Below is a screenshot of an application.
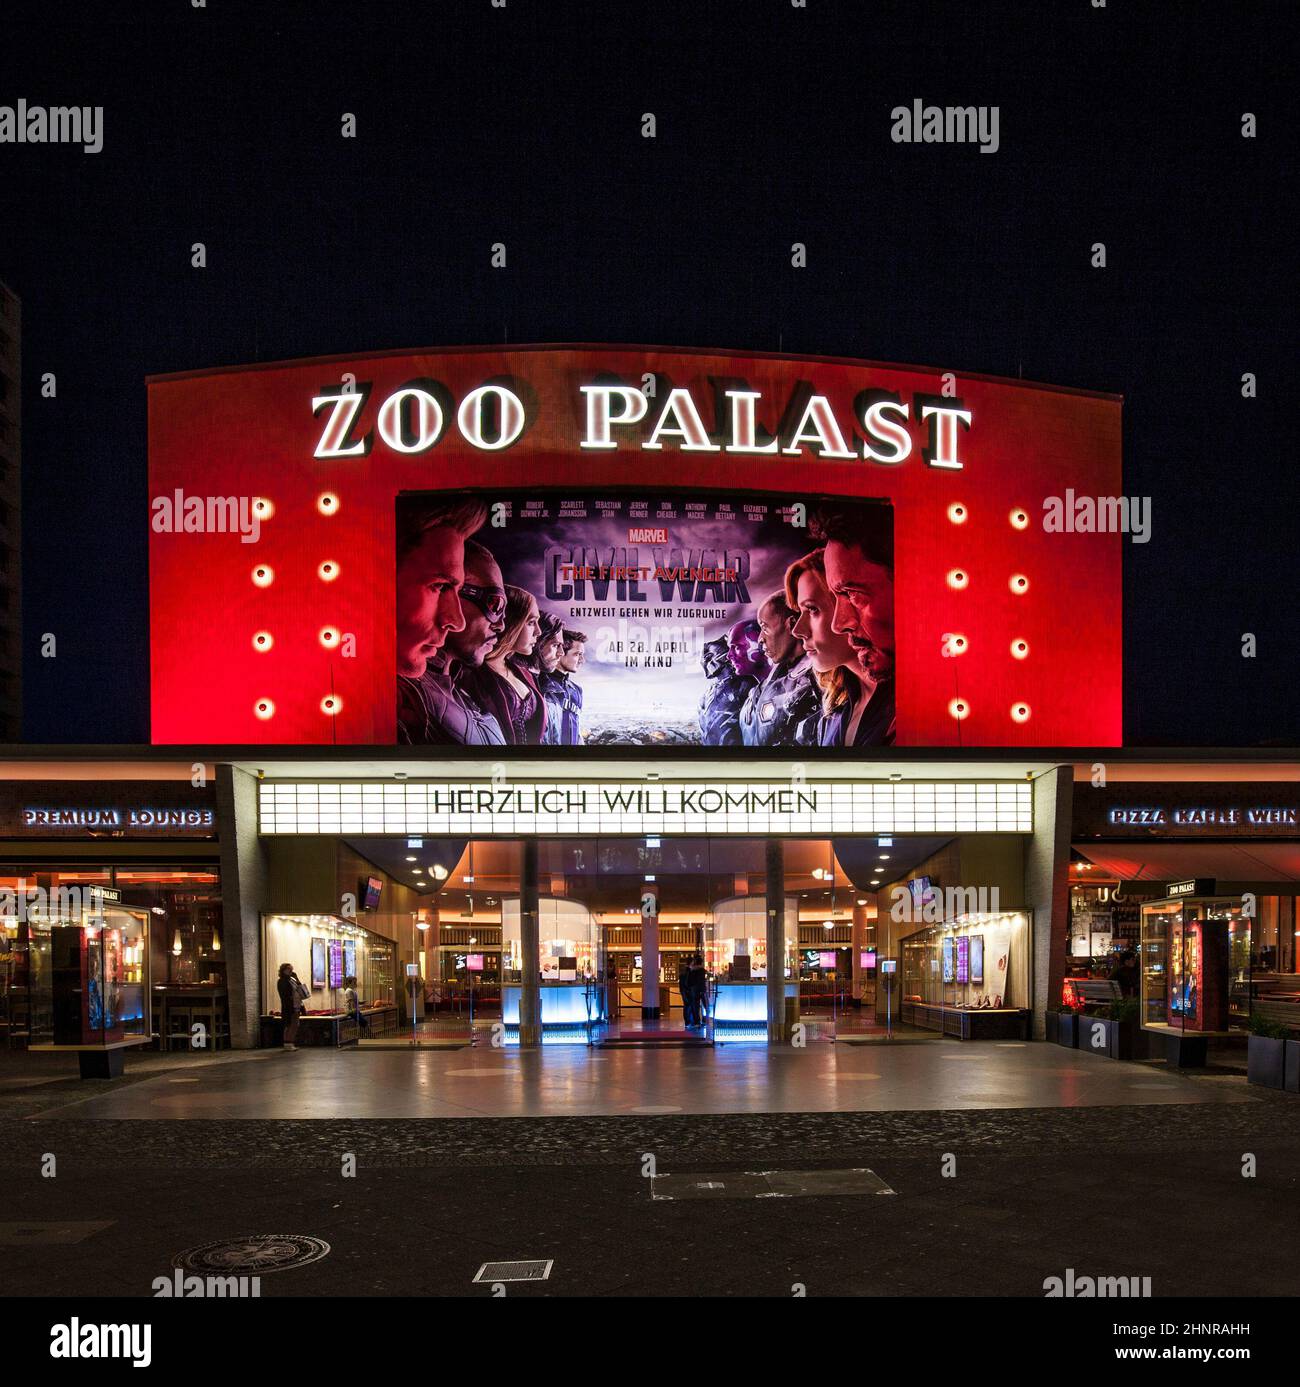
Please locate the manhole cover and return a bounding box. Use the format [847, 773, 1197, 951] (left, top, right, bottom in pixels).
[173, 1234, 330, 1275]
[473, 1259, 553, 1284]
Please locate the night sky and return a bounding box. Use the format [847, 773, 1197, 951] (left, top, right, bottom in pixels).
[2, 0, 1293, 746]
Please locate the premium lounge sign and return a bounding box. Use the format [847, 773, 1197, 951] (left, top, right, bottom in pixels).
[21, 807, 215, 830]
[0, 781, 218, 838]
[258, 778, 1034, 837]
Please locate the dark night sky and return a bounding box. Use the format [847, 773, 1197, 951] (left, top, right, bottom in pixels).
[1, 0, 1294, 746]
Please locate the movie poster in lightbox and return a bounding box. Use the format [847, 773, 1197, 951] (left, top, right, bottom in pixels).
[395, 489, 895, 749]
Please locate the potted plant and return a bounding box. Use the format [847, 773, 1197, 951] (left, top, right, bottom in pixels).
[1247, 1012, 1288, 1090]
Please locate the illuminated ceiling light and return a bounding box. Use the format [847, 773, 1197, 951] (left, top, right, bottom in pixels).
[1009, 573, 1029, 594]
[645, 836, 661, 848]
[856, 898, 867, 906]
[463, 875, 475, 884]
[405, 856, 416, 862]
[811, 867, 825, 880]
[645, 771, 660, 781]
[317, 492, 339, 515]
[948, 697, 970, 720]
[318, 560, 340, 582]
[946, 633, 967, 655]
[946, 502, 968, 524]
[432, 865, 448, 880]
[1011, 638, 1030, 659]
[320, 694, 342, 715]
[252, 630, 273, 652]
[251, 564, 274, 587]
[870, 879, 881, 887]
[253, 697, 275, 720]
[879, 837, 893, 846]
[320, 627, 341, 649]
[888, 772, 902, 782]
[878, 854, 891, 860]
[945, 569, 970, 592]
[171, 930, 183, 956]
[252, 497, 274, 521]
[1009, 507, 1030, 530]
[1011, 702, 1032, 724]
[822, 921, 835, 930]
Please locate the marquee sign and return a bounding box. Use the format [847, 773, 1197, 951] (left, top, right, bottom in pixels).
[258, 777, 1033, 837]
[148, 345, 1123, 747]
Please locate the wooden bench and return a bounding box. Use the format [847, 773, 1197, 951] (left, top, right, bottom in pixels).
[1252, 998, 1300, 1035]
[1070, 978, 1122, 1009]
[28, 1037, 153, 1079]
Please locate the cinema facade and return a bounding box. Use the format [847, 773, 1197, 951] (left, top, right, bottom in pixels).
[3, 347, 1296, 1060]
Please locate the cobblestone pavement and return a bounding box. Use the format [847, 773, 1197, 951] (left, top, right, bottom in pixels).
[0, 1084, 1296, 1172]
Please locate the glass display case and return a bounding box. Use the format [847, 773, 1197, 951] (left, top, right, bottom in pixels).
[24, 896, 151, 1046]
[262, 914, 397, 1021]
[899, 911, 1031, 1038]
[1140, 895, 1241, 1034]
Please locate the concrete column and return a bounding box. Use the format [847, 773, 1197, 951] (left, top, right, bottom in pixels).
[1025, 765, 1075, 1039]
[519, 839, 541, 1047]
[215, 764, 269, 1049]
[641, 884, 660, 1017]
[765, 839, 785, 1043]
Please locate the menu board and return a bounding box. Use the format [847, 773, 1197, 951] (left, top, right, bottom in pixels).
[956, 936, 970, 984]
[311, 938, 327, 989]
[942, 937, 955, 983]
[969, 935, 984, 984]
[328, 940, 344, 989]
[343, 939, 357, 981]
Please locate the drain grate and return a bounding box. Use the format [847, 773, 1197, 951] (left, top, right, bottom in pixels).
[473, 1259, 553, 1284]
[173, 1234, 331, 1275]
[0, 1220, 115, 1246]
[651, 1168, 895, 1201]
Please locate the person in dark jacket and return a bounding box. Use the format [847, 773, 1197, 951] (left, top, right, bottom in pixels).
[276, 962, 304, 1050]
[687, 954, 709, 1028]
[678, 958, 695, 1025]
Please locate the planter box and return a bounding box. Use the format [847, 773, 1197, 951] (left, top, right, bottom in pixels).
[1079, 1015, 1139, 1061]
[1247, 1034, 1286, 1089]
[1055, 1012, 1080, 1048]
[1285, 1039, 1300, 1095]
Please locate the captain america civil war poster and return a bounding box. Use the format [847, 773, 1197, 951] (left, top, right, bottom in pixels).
[395, 490, 895, 749]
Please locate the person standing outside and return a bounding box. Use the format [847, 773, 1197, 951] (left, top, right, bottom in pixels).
[277, 962, 305, 1050]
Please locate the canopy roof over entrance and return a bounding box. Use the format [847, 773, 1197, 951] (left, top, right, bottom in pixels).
[1073, 840, 1300, 883]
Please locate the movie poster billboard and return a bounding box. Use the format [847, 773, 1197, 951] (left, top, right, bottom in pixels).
[395, 490, 895, 749]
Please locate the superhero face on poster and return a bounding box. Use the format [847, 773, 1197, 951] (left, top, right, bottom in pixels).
[394, 490, 895, 748]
